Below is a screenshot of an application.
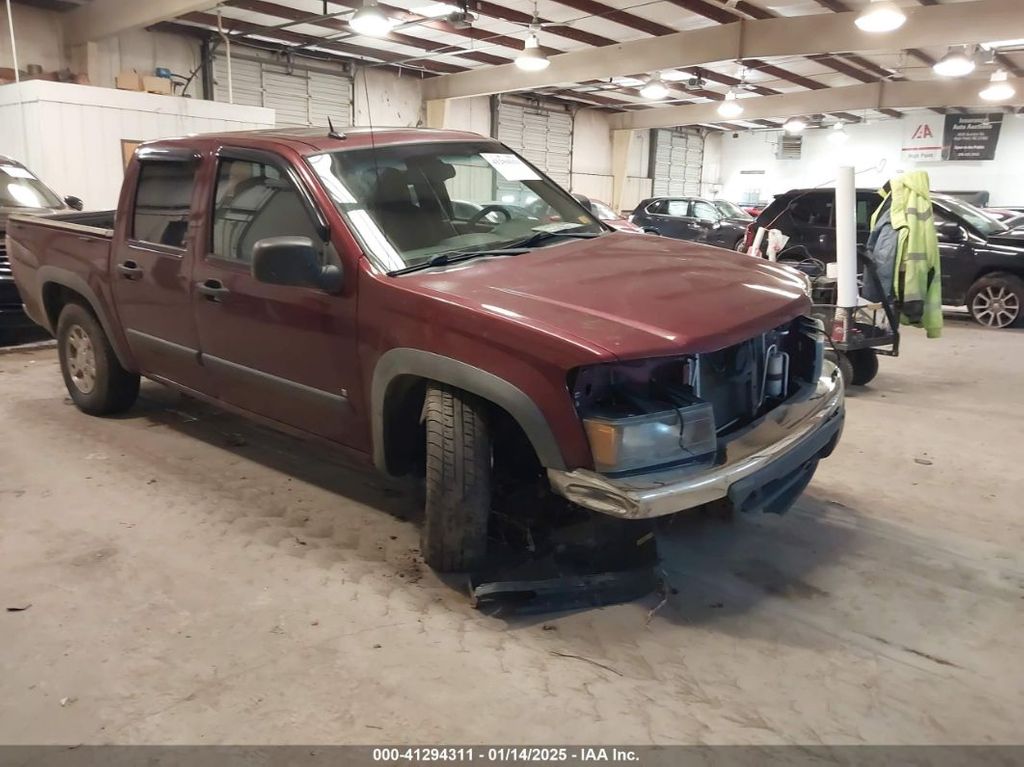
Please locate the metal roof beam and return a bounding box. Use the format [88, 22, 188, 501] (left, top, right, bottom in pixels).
[64, 0, 219, 44]
[609, 78, 1024, 130]
[423, 0, 1024, 100]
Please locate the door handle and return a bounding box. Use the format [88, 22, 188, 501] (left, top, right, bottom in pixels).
[196, 279, 230, 301]
[117, 260, 143, 279]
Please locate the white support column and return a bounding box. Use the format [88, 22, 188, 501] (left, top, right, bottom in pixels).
[611, 129, 632, 214]
[835, 166, 859, 309]
[425, 99, 449, 130]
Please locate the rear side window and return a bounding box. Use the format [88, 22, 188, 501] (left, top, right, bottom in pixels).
[665, 200, 689, 216]
[133, 161, 196, 248]
[210, 157, 322, 263]
[789, 195, 833, 227]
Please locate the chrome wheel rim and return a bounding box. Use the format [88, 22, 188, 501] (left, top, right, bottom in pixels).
[66, 325, 97, 394]
[972, 285, 1020, 328]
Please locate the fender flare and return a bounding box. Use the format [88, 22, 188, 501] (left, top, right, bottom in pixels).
[37, 266, 134, 370]
[371, 348, 567, 474]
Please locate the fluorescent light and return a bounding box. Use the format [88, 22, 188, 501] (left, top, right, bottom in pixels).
[784, 116, 807, 134]
[980, 69, 1016, 101]
[855, 0, 906, 33]
[349, 2, 392, 36]
[828, 123, 849, 144]
[415, 2, 460, 17]
[717, 89, 743, 118]
[639, 75, 669, 100]
[515, 33, 549, 72]
[934, 47, 976, 78]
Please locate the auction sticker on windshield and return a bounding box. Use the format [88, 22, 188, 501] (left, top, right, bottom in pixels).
[480, 153, 540, 181]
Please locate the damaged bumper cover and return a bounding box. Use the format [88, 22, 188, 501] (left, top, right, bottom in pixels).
[547, 362, 844, 519]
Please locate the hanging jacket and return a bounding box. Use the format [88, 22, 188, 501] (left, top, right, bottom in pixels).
[872, 172, 943, 338]
[865, 204, 897, 302]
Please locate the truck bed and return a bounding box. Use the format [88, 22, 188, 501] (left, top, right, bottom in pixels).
[5, 209, 116, 333]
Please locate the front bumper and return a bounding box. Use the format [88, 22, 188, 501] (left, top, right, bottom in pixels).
[547, 362, 844, 519]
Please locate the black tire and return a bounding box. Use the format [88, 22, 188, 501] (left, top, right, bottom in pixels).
[966, 273, 1024, 329]
[833, 352, 854, 387]
[847, 348, 879, 386]
[421, 383, 491, 572]
[57, 303, 139, 415]
[734, 236, 746, 253]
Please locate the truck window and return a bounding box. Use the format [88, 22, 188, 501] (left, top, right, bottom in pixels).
[210, 158, 322, 263]
[133, 161, 196, 248]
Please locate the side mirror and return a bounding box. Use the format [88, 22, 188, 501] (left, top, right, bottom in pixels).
[251, 236, 343, 294]
[64, 195, 84, 211]
[936, 221, 967, 244]
[572, 193, 593, 213]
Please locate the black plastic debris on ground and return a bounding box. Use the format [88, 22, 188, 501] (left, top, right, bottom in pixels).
[470, 502, 659, 615]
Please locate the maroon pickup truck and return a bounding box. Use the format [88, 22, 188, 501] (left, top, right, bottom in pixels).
[6, 127, 844, 572]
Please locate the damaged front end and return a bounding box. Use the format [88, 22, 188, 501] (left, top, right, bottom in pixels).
[550, 316, 843, 519]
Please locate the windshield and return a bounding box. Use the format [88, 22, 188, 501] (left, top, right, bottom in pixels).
[714, 200, 751, 219]
[937, 196, 1008, 237]
[590, 200, 619, 221]
[0, 162, 63, 210]
[308, 141, 603, 271]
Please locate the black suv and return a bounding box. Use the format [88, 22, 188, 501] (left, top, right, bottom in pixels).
[630, 196, 751, 250]
[747, 189, 1024, 329]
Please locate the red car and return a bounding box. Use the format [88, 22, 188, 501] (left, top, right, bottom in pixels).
[8, 128, 844, 572]
[590, 198, 643, 233]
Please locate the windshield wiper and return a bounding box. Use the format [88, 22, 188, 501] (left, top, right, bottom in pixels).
[511, 229, 605, 249]
[387, 247, 530, 276]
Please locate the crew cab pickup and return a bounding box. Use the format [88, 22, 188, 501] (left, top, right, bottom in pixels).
[7, 128, 844, 572]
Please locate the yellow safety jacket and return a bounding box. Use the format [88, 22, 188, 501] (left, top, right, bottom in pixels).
[874, 172, 943, 338]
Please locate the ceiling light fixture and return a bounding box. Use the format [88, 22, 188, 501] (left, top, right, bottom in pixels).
[783, 116, 807, 134]
[980, 69, 1016, 101]
[516, 29, 550, 72]
[349, 1, 392, 37]
[854, 0, 906, 33]
[640, 74, 669, 100]
[718, 89, 743, 118]
[828, 122, 850, 144]
[416, 2, 461, 18]
[933, 46, 976, 78]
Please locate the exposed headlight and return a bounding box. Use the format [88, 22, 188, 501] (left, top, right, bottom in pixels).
[583, 401, 716, 475]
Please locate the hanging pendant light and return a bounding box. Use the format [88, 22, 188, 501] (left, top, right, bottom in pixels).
[783, 116, 807, 134]
[828, 122, 850, 144]
[933, 47, 976, 78]
[350, 1, 391, 37]
[639, 74, 669, 100]
[980, 69, 1015, 101]
[516, 29, 550, 72]
[718, 89, 743, 118]
[855, 0, 906, 33]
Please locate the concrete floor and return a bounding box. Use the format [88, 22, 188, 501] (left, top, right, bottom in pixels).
[0, 318, 1021, 745]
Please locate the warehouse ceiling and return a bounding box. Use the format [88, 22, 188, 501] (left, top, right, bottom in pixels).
[19, 0, 1024, 129]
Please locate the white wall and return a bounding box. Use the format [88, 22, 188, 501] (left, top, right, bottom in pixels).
[1, 5, 201, 95]
[706, 115, 1024, 206]
[0, 81, 274, 208]
[443, 95, 491, 137]
[353, 67, 423, 128]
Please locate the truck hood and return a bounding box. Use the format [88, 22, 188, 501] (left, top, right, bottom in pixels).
[406, 232, 810, 360]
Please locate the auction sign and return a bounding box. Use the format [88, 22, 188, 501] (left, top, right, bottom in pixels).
[941, 113, 1004, 161]
[901, 114, 945, 161]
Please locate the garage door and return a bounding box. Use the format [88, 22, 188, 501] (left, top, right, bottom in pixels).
[651, 128, 704, 197]
[213, 52, 353, 128]
[495, 100, 573, 190]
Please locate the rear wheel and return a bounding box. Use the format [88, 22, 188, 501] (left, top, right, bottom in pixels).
[734, 236, 746, 253]
[421, 384, 491, 572]
[830, 352, 854, 387]
[57, 303, 139, 415]
[967, 274, 1023, 329]
[847, 348, 879, 386]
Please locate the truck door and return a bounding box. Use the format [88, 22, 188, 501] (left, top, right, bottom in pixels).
[110, 150, 212, 394]
[190, 148, 361, 448]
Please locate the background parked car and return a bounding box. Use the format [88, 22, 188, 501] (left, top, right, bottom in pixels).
[741, 202, 768, 217]
[588, 198, 642, 233]
[629, 196, 751, 250]
[747, 188, 1024, 329]
[0, 156, 82, 338]
[984, 208, 1024, 230]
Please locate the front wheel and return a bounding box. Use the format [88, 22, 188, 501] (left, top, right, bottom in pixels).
[421, 384, 491, 572]
[57, 303, 139, 415]
[966, 274, 1023, 329]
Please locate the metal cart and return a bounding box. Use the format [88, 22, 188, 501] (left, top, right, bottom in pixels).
[784, 253, 901, 386]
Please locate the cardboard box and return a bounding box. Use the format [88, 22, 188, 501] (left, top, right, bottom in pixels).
[142, 75, 172, 95]
[115, 70, 143, 91]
